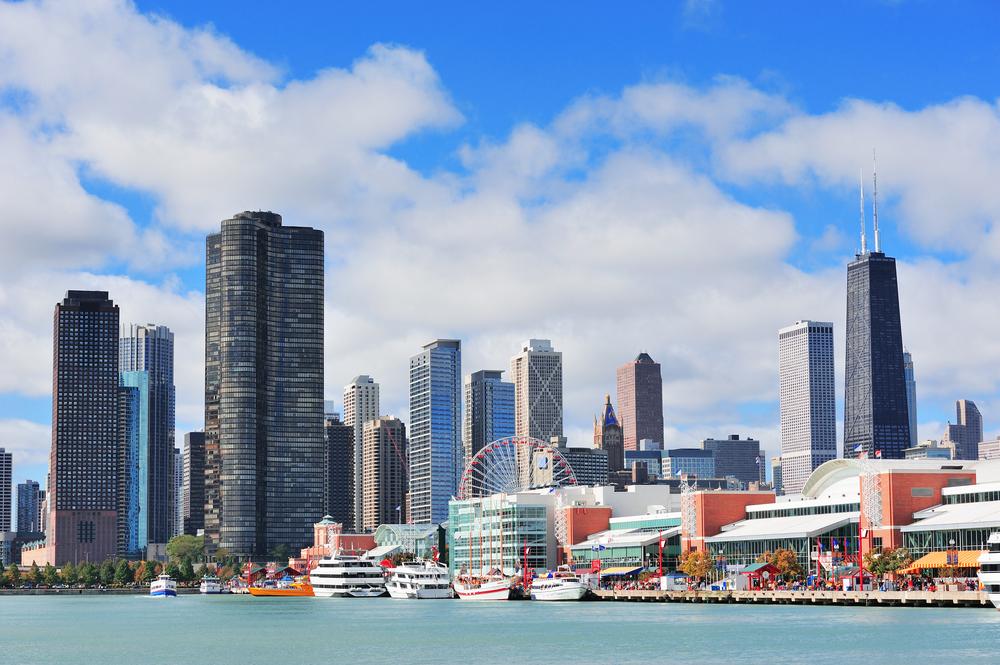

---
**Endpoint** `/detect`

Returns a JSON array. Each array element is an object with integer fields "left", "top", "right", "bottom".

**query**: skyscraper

[
  {"left": 771, "top": 456, "right": 783, "bottom": 496},
  {"left": 324, "top": 413, "right": 353, "bottom": 527},
  {"left": 50, "top": 290, "right": 120, "bottom": 564},
  {"left": 343, "top": 376, "right": 379, "bottom": 531},
  {"left": 463, "top": 370, "right": 515, "bottom": 465},
  {"left": 409, "top": 340, "right": 461, "bottom": 525},
  {"left": 172, "top": 447, "right": 183, "bottom": 538},
  {"left": 205, "top": 211, "right": 325, "bottom": 557},
  {"left": 616, "top": 352, "right": 664, "bottom": 451},
  {"left": 778, "top": 320, "right": 836, "bottom": 494},
  {"left": 16, "top": 480, "right": 41, "bottom": 534},
  {"left": 701, "top": 435, "right": 764, "bottom": 487},
  {"left": 844, "top": 173, "right": 911, "bottom": 460},
  {"left": 593, "top": 394, "right": 624, "bottom": 472},
  {"left": 120, "top": 323, "right": 175, "bottom": 547},
  {"left": 362, "top": 417, "right": 408, "bottom": 532},
  {"left": 117, "top": 377, "right": 143, "bottom": 554},
  {"left": 943, "top": 400, "right": 984, "bottom": 461},
  {"left": 181, "top": 432, "right": 205, "bottom": 536},
  {"left": 0, "top": 448, "right": 10, "bottom": 532},
  {"left": 903, "top": 351, "right": 918, "bottom": 448},
  {"left": 511, "top": 339, "right": 563, "bottom": 441}
]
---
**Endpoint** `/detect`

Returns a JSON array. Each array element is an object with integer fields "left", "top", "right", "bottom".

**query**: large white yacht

[
  {"left": 386, "top": 560, "right": 453, "bottom": 599},
  {"left": 150, "top": 573, "right": 177, "bottom": 598},
  {"left": 199, "top": 574, "right": 225, "bottom": 594},
  {"left": 978, "top": 532, "right": 1000, "bottom": 609},
  {"left": 310, "top": 554, "right": 387, "bottom": 598},
  {"left": 530, "top": 566, "right": 589, "bottom": 601}
]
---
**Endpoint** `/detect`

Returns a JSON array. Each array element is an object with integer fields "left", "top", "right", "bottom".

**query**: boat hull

[
  {"left": 247, "top": 584, "right": 314, "bottom": 597},
  {"left": 149, "top": 589, "right": 177, "bottom": 597},
  {"left": 313, "top": 586, "right": 386, "bottom": 598},
  {"left": 453, "top": 580, "right": 511, "bottom": 601},
  {"left": 530, "top": 582, "right": 588, "bottom": 601},
  {"left": 386, "top": 584, "right": 454, "bottom": 599}
]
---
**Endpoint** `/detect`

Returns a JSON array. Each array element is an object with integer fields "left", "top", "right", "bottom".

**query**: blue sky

[{"left": 2, "top": 0, "right": 1000, "bottom": 489}]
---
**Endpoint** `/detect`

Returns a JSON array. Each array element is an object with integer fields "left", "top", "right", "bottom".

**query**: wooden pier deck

[{"left": 592, "top": 588, "right": 992, "bottom": 608}]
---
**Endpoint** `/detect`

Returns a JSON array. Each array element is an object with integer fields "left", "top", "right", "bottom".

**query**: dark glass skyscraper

[
  {"left": 462, "top": 369, "right": 515, "bottom": 464},
  {"left": 120, "top": 324, "right": 175, "bottom": 546},
  {"left": 324, "top": 414, "right": 353, "bottom": 526},
  {"left": 205, "top": 211, "right": 325, "bottom": 557},
  {"left": 16, "top": 479, "right": 41, "bottom": 534},
  {"left": 182, "top": 431, "right": 205, "bottom": 536},
  {"left": 844, "top": 251, "right": 911, "bottom": 459},
  {"left": 50, "top": 291, "right": 120, "bottom": 564}
]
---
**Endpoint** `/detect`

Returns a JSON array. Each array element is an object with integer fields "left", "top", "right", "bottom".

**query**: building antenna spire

[
  {"left": 872, "top": 148, "right": 881, "bottom": 253},
  {"left": 859, "top": 168, "right": 867, "bottom": 254}
]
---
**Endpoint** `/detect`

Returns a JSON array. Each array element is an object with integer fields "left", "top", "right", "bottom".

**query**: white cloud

[{"left": 0, "top": 419, "right": 50, "bottom": 466}]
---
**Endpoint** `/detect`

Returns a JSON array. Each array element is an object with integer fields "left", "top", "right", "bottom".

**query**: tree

[
  {"left": 42, "top": 564, "right": 60, "bottom": 587},
  {"left": 194, "top": 563, "right": 208, "bottom": 580},
  {"left": 5, "top": 563, "right": 20, "bottom": 588},
  {"left": 772, "top": 548, "right": 803, "bottom": 581},
  {"left": 78, "top": 562, "right": 98, "bottom": 587},
  {"left": 143, "top": 560, "right": 160, "bottom": 583},
  {"left": 679, "top": 550, "right": 713, "bottom": 582},
  {"left": 99, "top": 559, "right": 116, "bottom": 586},
  {"left": 269, "top": 543, "right": 290, "bottom": 563},
  {"left": 114, "top": 560, "right": 132, "bottom": 587},
  {"left": 134, "top": 561, "right": 147, "bottom": 584},
  {"left": 166, "top": 535, "right": 205, "bottom": 564},
  {"left": 864, "top": 547, "right": 913, "bottom": 577},
  {"left": 26, "top": 562, "right": 41, "bottom": 585},
  {"left": 179, "top": 559, "right": 196, "bottom": 582},
  {"left": 61, "top": 562, "right": 78, "bottom": 586},
  {"left": 165, "top": 562, "right": 181, "bottom": 581}
]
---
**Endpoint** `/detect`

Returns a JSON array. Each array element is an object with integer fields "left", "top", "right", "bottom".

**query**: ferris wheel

[{"left": 457, "top": 436, "right": 579, "bottom": 500}]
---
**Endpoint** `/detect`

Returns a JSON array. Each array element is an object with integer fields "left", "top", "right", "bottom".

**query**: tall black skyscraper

[
  {"left": 324, "top": 414, "right": 353, "bottom": 526},
  {"left": 16, "top": 480, "right": 41, "bottom": 534},
  {"left": 205, "top": 211, "right": 325, "bottom": 557},
  {"left": 844, "top": 169, "right": 910, "bottom": 459},
  {"left": 182, "top": 432, "right": 205, "bottom": 536},
  {"left": 50, "top": 291, "right": 120, "bottom": 564}
]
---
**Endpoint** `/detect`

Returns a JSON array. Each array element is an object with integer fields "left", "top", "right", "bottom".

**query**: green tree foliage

[
  {"left": 179, "top": 559, "right": 196, "bottom": 582},
  {"left": 165, "top": 562, "right": 181, "bottom": 581},
  {"left": 78, "top": 562, "right": 98, "bottom": 586},
  {"left": 26, "top": 562, "right": 41, "bottom": 585},
  {"left": 679, "top": 550, "right": 713, "bottom": 581},
  {"left": 864, "top": 547, "right": 914, "bottom": 576},
  {"left": 4, "top": 563, "right": 20, "bottom": 588},
  {"left": 114, "top": 560, "right": 132, "bottom": 587},
  {"left": 269, "top": 543, "right": 290, "bottom": 562},
  {"left": 166, "top": 535, "right": 205, "bottom": 564},
  {"left": 756, "top": 548, "right": 804, "bottom": 581},
  {"left": 194, "top": 563, "right": 208, "bottom": 580},
  {"left": 134, "top": 561, "right": 147, "bottom": 584},
  {"left": 42, "top": 564, "right": 60, "bottom": 587},
  {"left": 61, "top": 562, "right": 78, "bottom": 585},
  {"left": 99, "top": 559, "right": 116, "bottom": 586},
  {"left": 143, "top": 560, "right": 160, "bottom": 583}
]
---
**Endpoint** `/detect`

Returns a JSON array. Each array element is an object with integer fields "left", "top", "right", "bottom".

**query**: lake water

[{"left": 2, "top": 595, "right": 999, "bottom": 664}]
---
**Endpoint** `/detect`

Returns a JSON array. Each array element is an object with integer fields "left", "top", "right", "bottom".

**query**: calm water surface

[{"left": 2, "top": 595, "right": 999, "bottom": 664}]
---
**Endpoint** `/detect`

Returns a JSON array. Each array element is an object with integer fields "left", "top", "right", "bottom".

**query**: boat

[
  {"left": 453, "top": 573, "right": 511, "bottom": 601},
  {"left": 247, "top": 576, "right": 314, "bottom": 597},
  {"left": 149, "top": 573, "right": 177, "bottom": 598},
  {"left": 530, "top": 566, "right": 589, "bottom": 601},
  {"left": 385, "top": 560, "right": 453, "bottom": 599},
  {"left": 978, "top": 532, "right": 1000, "bottom": 609},
  {"left": 199, "top": 574, "right": 225, "bottom": 594},
  {"left": 310, "top": 553, "right": 387, "bottom": 598}
]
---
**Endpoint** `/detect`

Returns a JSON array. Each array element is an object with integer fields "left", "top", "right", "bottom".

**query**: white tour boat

[
  {"left": 453, "top": 573, "right": 511, "bottom": 601},
  {"left": 530, "top": 566, "right": 589, "bottom": 601},
  {"left": 199, "top": 574, "right": 225, "bottom": 594},
  {"left": 150, "top": 573, "right": 177, "bottom": 598},
  {"left": 978, "top": 532, "right": 1000, "bottom": 609},
  {"left": 386, "top": 560, "right": 453, "bottom": 599},
  {"left": 310, "top": 553, "right": 387, "bottom": 598}
]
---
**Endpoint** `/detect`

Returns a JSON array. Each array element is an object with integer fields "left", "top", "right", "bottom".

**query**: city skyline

[{"left": 4, "top": 2, "right": 1000, "bottom": 492}]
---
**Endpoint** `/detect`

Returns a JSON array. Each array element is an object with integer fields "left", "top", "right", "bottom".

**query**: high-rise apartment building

[
  {"left": 0, "top": 448, "right": 10, "bottom": 531},
  {"left": 117, "top": 377, "right": 143, "bottom": 554},
  {"left": 324, "top": 413, "right": 353, "bottom": 527},
  {"left": 172, "top": 447, "right": 183, "bottom": 538},
  {"left": 844, "top": 188, "right": 911, "bottom": 460},
  {"left": 181, "top": 432, "right": 205, "bottom": 536},
  {"left": 205, "top": 211, "right": 325, "bottom": 556},
  {"left": 362, "top": 417, "right": 408, "bottom": 532},
  {"left": 343, "top": 376, "right": 379, "bottom": 531},
  {"left": 778, "top": 320, "right": 836, "bottom": 495},
  {"left": 409, "top": 340, "right": 461, "bottom": 524},
  {"left": 511, "top": 339, "right": 563, "bottom": 441},
  {"left": 701, "top": 435, "right": 764, "bottom": 487},
  {"left": 49, "top": 291, "right": 120, "bottom": 564},
  {"left": 943, "top": 400, "right": 984, "bottom": 461},
  {"left": 903, "top": 351, "right": 918, "bottom": 448},
  {"left": 770, "top": 456, "right": 783, "bottom": 495},
  {"left": 616, "top": 353, "right": 664, "bottom": 451},
  {"left": 120, "top": 323, "right": 175, "bottom": 547},
  {"left": 463, "top": 370, "right": 515, "bottom": 465},
  {"left": 16, "top": 479, "right": 41, "bottom": 534},
  {"left": 980, "top": 436, "right": 1000, "bottom": 461},
  {"left": 553, "top": 445, "right": 609, "bottom": 486},
  {"left": 593, "top": 395, "right": 624, "bottom": 472}
]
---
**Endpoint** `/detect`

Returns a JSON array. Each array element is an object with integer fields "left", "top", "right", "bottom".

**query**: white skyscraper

[
  {"left": 510, "top": 339, "right": 563, "bottom": 441},
  {"left": 778, "top": 321, "right": 836, "bottom": 495},
  {"left": 903, "top": 351, "right": 918, "bottom": 448},
  {"left": 172, "top": 447, "right": 184, "bottom": 538},
  {"left": 343, "top": 375, "right": 379, "bottom": 531}
]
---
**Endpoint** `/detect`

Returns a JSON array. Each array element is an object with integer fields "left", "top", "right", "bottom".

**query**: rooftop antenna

[
  {"left": 858, "top": 168, "right": 867, "bottom": 254},
  {"left": 872, "top": 149, "right": 881, "bottom": 252}
]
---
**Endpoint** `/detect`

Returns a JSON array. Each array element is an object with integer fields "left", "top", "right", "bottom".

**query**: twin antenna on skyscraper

[{"left": 858, "top": 150, "right": 881, "bottom": 254}]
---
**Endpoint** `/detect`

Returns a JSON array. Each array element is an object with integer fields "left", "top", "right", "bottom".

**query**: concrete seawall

[
  {"left": 0, "top": 587, "right": 202, "bottom": 596},
  {"left": 593, "top": 589, "right": 992, "bottom": 608}
]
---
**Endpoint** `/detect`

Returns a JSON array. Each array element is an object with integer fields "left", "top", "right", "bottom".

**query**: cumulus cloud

[{"left": 0, "top": 419, "right": 50, "bottom": 466}]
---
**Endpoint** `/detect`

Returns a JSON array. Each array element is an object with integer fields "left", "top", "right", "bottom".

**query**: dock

[{"left": 592, "top": 588, "right": 991, "bottom": 608}]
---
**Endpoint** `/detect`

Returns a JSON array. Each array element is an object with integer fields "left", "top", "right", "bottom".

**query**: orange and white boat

[{"left": 247, "top": 576, "right": 314, "bottom": 597}]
